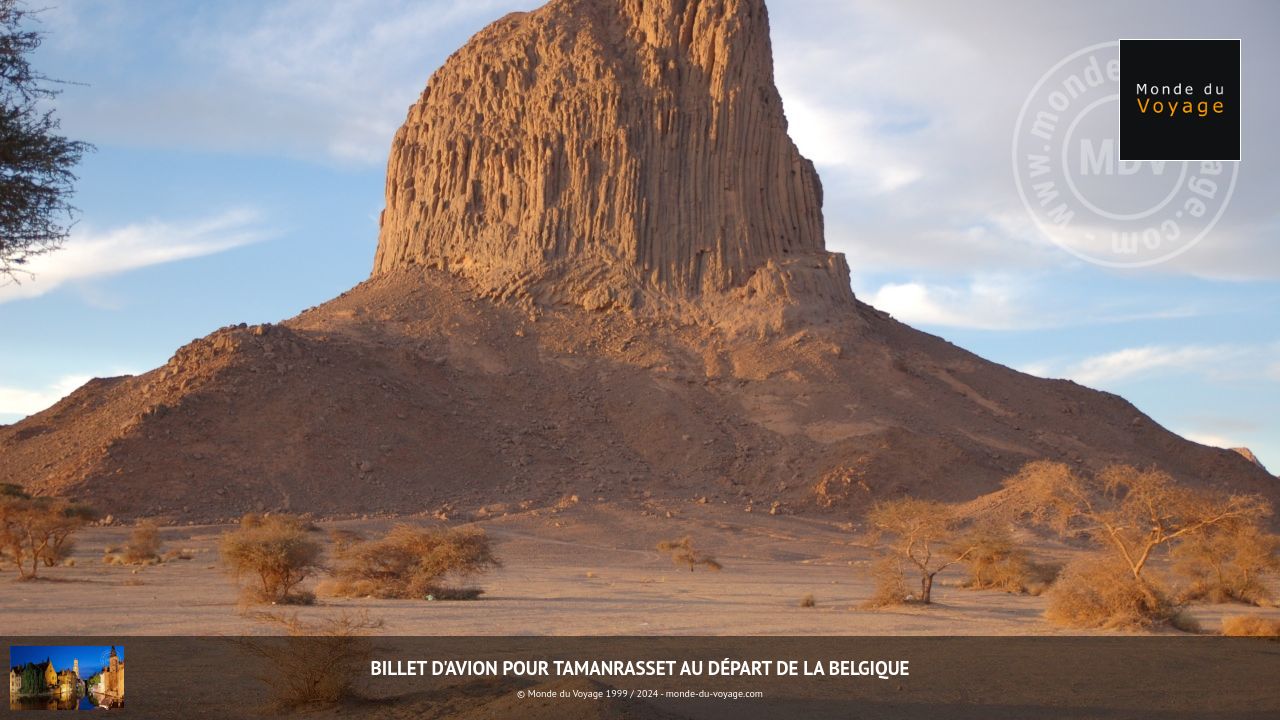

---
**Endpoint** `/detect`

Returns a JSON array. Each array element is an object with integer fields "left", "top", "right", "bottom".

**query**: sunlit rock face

[{"left": 373, "top": 0, "right": 854, "bottom": 326}]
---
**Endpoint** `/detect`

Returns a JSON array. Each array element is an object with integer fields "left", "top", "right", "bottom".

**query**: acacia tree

[
  {"left": 0, "top": 486, "right": 94, "bottom": 579},
  {"left": 0, "top": 0, "right": 91, "bottom": 277},
  {"left": 1006, "top": 461, "right": 1270, "bottom": 583},
  {"left": 1172, "top": 523, "right": 1280, "bottom": 606},
  {"left": 865, "top": 497, "right": 976, "bottom": 604}
]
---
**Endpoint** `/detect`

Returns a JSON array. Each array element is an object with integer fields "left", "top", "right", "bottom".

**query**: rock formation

[
  {"left": 373, "top": 0, "right": 852, "bottom": 329},
  {"left": 0, "top": 0, "right": 1275, "bottom": 521},
  {"left": 1232, "top": 447, "right": 1269, "bottom": 474}
]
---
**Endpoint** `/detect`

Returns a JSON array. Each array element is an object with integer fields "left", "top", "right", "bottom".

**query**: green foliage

[
  {"left": 16, "top": 660, "right": 49, "bottom": 695},
  {"left": 0, "top": 0, "right": 92, "bottom": 276}
]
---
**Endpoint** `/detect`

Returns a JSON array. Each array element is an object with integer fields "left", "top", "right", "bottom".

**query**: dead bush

[
  {"left": 656, "top": 536, "right": 723, "bottom": 572},
  {"left": 958, "top": 522, "right": 1059, "bottom": 596},
  {"left": 1044, "top": 555, "right": 1179, "bottom": 630},
  {"left": 1174, "top": 524, "right": 1280, "bottom": 607},
  {"left": 1220, "top": 615, "right": 1280, "bottom": 638},
  {"left": 799, "top": 594, "right": 816, "bottom": 608},
  {"left": 862, "top": 555, "right": 912, "bottom": 608},
  {"left": 327, "top": 528, "right": 365, "bottom": 552},
  {"left": 323, "top": 525, "right": 499, "bottom": 600},
  {"left": 220, "top": 514, "right": 323, "bottom": 604},
  {"left": 241, "top": 610, "right": 384, "bottom": 711},
  {"left": 122, "top": 520, "right": 162, "bottom": 564}
]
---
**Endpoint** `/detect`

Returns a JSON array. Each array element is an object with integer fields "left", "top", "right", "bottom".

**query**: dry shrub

[
  {"left": 324, "top": 525, "right": 499, "bottom": 600},
  {"left": 220, "top": 514, "right": 322, "bottom": 604},
  {"left": 1220, "top": 615, "right": 1280, "bottom": 638},
  {"left": 327, "top": 528, "right": 365, "bottom": 552},
  {"left": 1174, "top": 524, "right": 1280, "bottom": 607},
  {"left": 863, "top": 556, "right": 912, "bottom": 608},
  {"left": 958, "top": 523, "right": 1059, "bottom": 596},
  {"left": 1044, "top": 555, "right": 1178, "bottom": 630},
  {"left": 0, "top": 487, "right": 95, "bottom": 578},
  {"left": 799, "top": 594, "right": 816, "bottom": 608},
  {"left": 656, "top": 536, "right": 722, "bottom": 572},
  {"left": 1170, "top": 610, "right": 1202, "bottom": 634},
  {"left": 241, "top": 610, "right": 384, "bottom": 712},
  {"left": 122, "top": 521, "right": 162, "bottom": 563}
]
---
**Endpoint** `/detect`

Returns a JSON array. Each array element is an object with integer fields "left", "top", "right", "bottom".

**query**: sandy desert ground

[{"left": 3, "top": 499, "right": 1277, "bottom": 637}]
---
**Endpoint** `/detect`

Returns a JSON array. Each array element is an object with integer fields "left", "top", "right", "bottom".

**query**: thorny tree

[
  {"left": 1005, "top": 461, "right": 1270, "bottom": 582},
  {"left": 0, "top": 0, "right": 91, "bottom": 277},
  {"left": 866, "top": 497, "right": 977, "bottom": 604}
]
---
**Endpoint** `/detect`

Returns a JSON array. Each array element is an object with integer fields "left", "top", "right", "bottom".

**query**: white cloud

[
  {"left": 38, "top": 0, "right": 1280, "bottom": 279},
  {"left": 864, "top": 278, "right": 1025, "bottom": 330},
  {"left": 783, "top": 94, "right": 922, "bottom": 194},
  {"left": 50, "top": 0, "right": 542, "bottom": 165},
  {"left": 1180, "top": 432, "right": 1244, "bottom": 450},
  {"left": 859, "top": 275, "right": 1205, "bottom": 331},
  {"left": 1026, "top": 344, "right": 1251, "bottom": 387},
  {"left": 769, "top": 1, "right": 1280, "bottom": 280},
  {"left": 0, "top": 209, "right": 268, "bottom": 304},
  {"left": 1069, "top": 346, "right": 1236, "bottom": 386},
  {"left": 0, "top": 375, "right": 92, "bottom": 418}
]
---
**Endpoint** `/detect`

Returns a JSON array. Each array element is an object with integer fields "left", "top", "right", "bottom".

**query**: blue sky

[
  {"left": 10, "top": 645, "right": 123, "bottom": 676},
  {"left": 0, "top": 0, "right": 1276, "bottom": 471}
]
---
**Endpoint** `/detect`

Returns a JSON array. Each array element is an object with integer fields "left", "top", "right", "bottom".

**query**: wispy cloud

[
  {"left": 1066, "top": 346, "right": 1240, "bottom": 386},
  {"left": 0, "top": 209, "right": 268, "bottom": 304},
  {"left": 1180, "top": 432, "right": 1244, "bottom": 451},
  {"left": 0, "top": 375, "right": 92, "bottom": 419},
  {"left": 47, "top": 0, "right": 541, "bottom": 165},
  {"left": 1021, "top": 344, "right": 1274, "bottom": 387},
  {"left": 860, "top": 275, "right": 1205, "bottom": 331}
]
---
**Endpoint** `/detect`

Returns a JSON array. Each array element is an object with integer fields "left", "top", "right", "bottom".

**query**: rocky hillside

[
  {"left": 0, "top": 0, "right": 1273, "bottom": 521},
  {"left": 2, "top": 267, "right": 1270, "bottom": 522}
]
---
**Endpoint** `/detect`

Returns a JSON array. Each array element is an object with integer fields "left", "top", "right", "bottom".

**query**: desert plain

[{"left": 4, "top": 499, "right": 1277, "bottom": 637}]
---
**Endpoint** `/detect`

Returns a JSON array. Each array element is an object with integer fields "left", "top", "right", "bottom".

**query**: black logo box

[{"left": 1119, "top": 39, "right": 1241, "bottom": 161}]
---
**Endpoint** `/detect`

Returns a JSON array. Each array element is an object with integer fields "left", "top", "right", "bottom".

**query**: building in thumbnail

[{"left": 95, "top": 647, "right": 124, "bottom": 702}]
